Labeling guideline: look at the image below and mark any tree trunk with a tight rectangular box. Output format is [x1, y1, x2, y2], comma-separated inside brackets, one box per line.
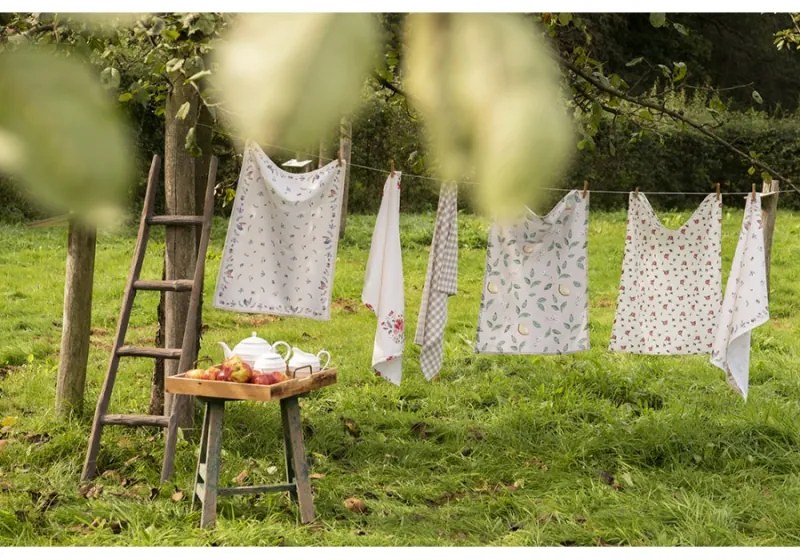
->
[56, 219, 97, 417]
[163, 73, 198, 429]
[338, 117, 352, 239]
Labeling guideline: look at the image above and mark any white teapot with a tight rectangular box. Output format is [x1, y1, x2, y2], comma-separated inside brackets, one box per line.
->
[288, 347, 331, 378]
[218, 332, 291, 368]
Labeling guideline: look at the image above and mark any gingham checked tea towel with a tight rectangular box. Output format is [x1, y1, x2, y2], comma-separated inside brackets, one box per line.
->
[414, 182, 458, 380]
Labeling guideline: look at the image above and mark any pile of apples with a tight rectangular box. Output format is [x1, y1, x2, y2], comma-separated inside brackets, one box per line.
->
[184, 355, 289, 386]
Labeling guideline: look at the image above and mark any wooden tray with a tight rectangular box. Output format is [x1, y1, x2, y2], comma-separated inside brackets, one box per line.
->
[165, 369, 337, 402]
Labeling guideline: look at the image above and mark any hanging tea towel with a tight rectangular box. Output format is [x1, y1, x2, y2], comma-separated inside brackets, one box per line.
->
[476, 190, 590, 354]
[609, 192, 722, 354]
[711, 194, 769, 399]
[214, 143, 345, 320]
[363, 172, 404, 385]
[415, 182, 458, 380]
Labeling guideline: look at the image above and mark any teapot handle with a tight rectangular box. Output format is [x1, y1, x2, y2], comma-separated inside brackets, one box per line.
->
[273, 340, 291, 361]
[316, 350, 331, 370]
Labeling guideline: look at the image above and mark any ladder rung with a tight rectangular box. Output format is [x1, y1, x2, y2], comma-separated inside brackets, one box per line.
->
[147, 215, 204, 226]
[102, 414, 170, 427]
[117, 346, 182, 359]
[133, 279, 194, 292]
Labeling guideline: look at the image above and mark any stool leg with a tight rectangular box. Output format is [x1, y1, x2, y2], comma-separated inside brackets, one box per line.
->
[281, 396, 314, 523]
[192, 400, 212, 510]
[280, 398, 298, 503]
[200, 399, 224, 529]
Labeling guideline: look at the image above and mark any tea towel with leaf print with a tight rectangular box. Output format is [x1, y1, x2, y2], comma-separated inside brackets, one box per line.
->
[711, 194, 769, 400]
[476, 190, 589, 355]
[214, 142, 345, 320]
[609, 192, 722, 355]
[363, 172, 404, 385]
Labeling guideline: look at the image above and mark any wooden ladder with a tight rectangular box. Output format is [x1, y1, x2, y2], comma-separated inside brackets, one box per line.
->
[81, 154, 218, 482]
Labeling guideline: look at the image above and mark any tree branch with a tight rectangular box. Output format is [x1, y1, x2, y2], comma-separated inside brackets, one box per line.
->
[560, 57, 799, 194]
[371, 71, 407, 97]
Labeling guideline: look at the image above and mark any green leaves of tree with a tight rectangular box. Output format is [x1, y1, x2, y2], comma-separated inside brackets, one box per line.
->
[649, 13, 666, 28]
[0, 48, 133, 221]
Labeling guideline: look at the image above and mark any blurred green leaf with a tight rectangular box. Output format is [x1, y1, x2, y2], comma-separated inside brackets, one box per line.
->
[672, 61, 687, 82]
[649, 13, 666, 28]
[752, 89, 763, 104]
[558, 13, 573, 26]
[0, 48, 133, 219]
[672, 22, 688, 35]
[626, 56, 644, 67]
[176, 101, 191, 120]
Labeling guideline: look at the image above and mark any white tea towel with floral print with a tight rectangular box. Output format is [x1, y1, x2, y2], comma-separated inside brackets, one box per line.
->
[415, 182, 458, 380]
[609, 192, 722, 354]
[476, 190, 590, 354]
[214, 142, 345, 320]
[711, 194, 769, 400]
[363, 172, 405, 385]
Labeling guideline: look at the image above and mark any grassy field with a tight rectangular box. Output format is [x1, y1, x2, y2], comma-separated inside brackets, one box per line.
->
[1, 207, 799, 546]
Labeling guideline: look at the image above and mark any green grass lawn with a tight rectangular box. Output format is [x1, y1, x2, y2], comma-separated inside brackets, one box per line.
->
[1, 207, 799, 546]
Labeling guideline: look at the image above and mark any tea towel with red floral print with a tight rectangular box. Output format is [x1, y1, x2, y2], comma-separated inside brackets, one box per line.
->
[363, 172, 404, 385]
[214, 142, 345, 320]
[609, 192, 722, 355]
[711, 194, 769, 400]
[415, 182, 458, 379]
[476, 190, 590, 354]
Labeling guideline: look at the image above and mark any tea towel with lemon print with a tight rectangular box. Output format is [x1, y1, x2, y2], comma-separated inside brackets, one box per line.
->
[214, 142, 345, 320]
[711, 194, 769, 400]
[476, 190, 589, 354]
[609, 192, 722, 355]
[363, 172, 405, 385]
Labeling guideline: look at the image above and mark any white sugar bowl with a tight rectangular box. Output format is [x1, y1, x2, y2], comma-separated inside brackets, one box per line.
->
[288, 347, 331, 378]
[253, 350, 288, 375]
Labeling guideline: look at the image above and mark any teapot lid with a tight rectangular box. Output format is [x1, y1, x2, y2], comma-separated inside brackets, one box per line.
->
[233, 332, 272, 354]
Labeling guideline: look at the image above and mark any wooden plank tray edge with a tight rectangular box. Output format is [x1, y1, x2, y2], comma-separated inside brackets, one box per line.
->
[166, 368, 337, 402]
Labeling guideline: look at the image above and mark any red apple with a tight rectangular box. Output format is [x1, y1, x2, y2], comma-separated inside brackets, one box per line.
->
[215, 367, 233, 382]
[252, 371, 288, 385]
[205, 365, 222, 380]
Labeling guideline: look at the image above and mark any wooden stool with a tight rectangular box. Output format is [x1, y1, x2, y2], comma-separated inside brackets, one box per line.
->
[166, 369, 337, 528]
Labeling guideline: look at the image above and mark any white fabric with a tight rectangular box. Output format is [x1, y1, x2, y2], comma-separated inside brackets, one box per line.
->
[214, 142, 345, 320]
[363, 173, 404, 385]
[610, 193, 722, 355]
[711, 195, 769, 400]
[476, 190, 590, 354]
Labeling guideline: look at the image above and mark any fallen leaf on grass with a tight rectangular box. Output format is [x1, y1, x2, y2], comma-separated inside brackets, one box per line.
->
[525, 456, 549, 471]
[411, 421, 432, 439]
[0, 440, 9, 451]
[171, 490, 184, 502]
[310, 473, 325, 480]
[342, 418, 361, 438]
[22, 432, 50, 444]
[505, 479, 525, 492]
[266, 466, 278, 475]
[234, 470, 249, 485]
[597, 470, 623, 491]
[80, 483, 103, 499]
[343, 496, 368, 514]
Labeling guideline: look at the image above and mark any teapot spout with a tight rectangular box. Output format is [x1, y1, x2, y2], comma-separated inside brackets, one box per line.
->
[218, 341, 233, 359]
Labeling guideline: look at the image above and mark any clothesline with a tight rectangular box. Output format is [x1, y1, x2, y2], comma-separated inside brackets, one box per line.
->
[198, 123, 792, 198]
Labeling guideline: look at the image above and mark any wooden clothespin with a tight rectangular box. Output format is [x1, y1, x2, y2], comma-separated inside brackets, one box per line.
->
[582, 180, 589, 199]
[714, 182, 721, 201]
[634, 186, 640, 195]
[751, 182, 756, 201]
[389, 159, 396, 177]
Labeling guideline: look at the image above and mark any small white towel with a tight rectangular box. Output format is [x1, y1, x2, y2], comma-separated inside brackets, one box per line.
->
[363, 172, 404, 385]
[711, 194, 770, 400]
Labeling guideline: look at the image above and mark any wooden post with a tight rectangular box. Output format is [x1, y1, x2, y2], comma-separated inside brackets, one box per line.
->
[55, 218, 97, 417]
[338, 117, 352, 240]
[761, 179, 779, 293]
[163, 71, 198, 429]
